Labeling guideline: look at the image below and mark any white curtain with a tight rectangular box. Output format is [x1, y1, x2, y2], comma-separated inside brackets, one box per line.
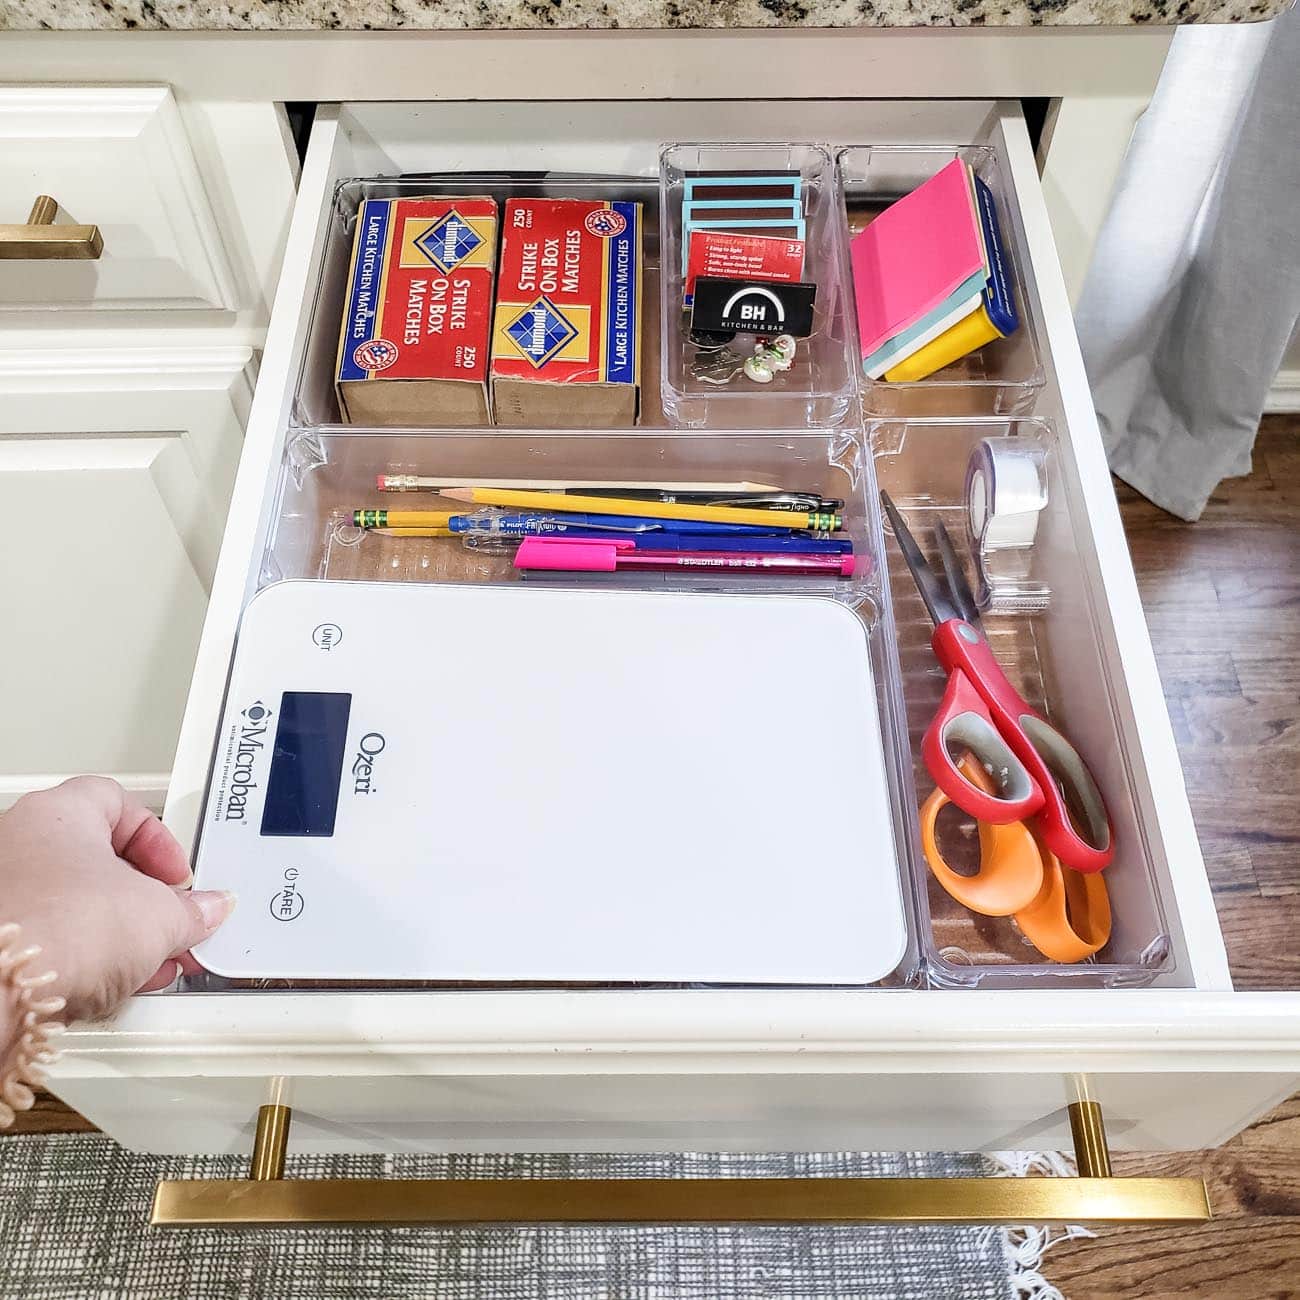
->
[1075, 7, 1300, 521]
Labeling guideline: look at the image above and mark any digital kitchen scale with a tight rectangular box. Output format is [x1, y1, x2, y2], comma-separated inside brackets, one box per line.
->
[192, 580, 908, 984]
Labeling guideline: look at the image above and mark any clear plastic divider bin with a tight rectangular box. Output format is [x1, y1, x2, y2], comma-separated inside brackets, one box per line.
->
[841, 146, 1045, 420]
[870, 416, 1172, 988]
[267, 427, 879, 604]
[293, 175, 668, 431]
[187, 425, 925, 993]
[659, 143, 858, 430]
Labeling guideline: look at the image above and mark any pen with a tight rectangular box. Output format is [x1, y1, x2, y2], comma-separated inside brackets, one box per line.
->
[440, 488, 842, 533]
[376, 475, 781, 494]
[353, 508, 783, 537]
[532, 531, 854, 554]
[558, 489, 845, 511]
[470, 531, 854, 555]
[368, 528, 852, 554]
[514, 537, 856, 577]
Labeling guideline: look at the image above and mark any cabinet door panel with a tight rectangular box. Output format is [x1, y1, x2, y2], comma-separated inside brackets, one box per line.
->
[0, 348, 254, 808]
[0, 86, 237, 313]
[0, 436, 207, 805]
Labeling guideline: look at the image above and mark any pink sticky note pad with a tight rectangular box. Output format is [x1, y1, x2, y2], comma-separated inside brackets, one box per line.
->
[850, 159, 984, 359]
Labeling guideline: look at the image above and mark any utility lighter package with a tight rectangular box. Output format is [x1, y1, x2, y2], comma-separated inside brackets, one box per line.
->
[491, 198, 642, 427]
[336, 196, 498, 426]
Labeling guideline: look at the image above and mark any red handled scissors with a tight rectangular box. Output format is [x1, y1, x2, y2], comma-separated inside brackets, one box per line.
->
[881, 491, 1113, 874]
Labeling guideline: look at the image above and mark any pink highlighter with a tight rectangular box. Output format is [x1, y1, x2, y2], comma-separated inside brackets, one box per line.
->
[514, 536, 856, 578]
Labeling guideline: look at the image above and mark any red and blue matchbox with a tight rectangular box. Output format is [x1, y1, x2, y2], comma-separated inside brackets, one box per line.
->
[490, 198, 642, 427]
[336, 196, 497, 426]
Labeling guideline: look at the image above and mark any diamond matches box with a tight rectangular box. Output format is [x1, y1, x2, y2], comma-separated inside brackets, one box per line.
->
[490, 198, 642, 427]
[336, 196, 497, 426]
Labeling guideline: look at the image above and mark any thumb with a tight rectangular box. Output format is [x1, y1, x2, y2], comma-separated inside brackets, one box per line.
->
[167, 889, 237, 957]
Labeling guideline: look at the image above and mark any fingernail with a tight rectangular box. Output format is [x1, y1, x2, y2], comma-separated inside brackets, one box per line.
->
[193, 890, 237, 934]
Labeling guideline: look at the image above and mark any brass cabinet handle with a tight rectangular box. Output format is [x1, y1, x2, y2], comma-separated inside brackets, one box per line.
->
[151, 1100, 1210, 1228]
[0, 195, 103, 260]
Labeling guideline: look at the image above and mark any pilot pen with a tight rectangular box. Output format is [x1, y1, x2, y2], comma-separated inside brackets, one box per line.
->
[471, 530, 853, 554]
[372, 528, 853, 555]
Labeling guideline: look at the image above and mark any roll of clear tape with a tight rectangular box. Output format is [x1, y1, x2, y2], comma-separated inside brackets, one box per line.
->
[964, 437, 1048, 552]
[964, 436, 1050, 614]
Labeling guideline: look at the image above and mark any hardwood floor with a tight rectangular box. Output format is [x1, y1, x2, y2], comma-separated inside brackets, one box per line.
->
[4, 415, 1298, 1298]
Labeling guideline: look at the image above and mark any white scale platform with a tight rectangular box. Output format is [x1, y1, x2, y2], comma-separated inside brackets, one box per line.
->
[193, 580, 907, 984]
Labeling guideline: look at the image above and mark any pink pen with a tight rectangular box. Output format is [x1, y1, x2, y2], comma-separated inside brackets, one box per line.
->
[515, 536, 856, 577]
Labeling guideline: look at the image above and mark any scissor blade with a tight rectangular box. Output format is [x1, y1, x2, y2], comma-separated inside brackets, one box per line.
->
[880, 491, 963, 628]
[933, 518, 981, 625]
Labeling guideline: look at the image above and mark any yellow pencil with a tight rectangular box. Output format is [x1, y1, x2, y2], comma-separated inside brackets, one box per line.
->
[373, 527, 454, 537]
[439, 488, 842, 533]
[353, 510, 454, 529]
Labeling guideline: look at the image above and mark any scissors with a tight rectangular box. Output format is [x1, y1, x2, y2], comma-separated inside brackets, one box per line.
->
[920, 751, 1111, 962]
[881, 491, 1114, 874]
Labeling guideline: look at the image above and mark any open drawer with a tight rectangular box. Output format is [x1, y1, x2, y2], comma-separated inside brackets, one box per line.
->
[50, 100, 1300, 1167]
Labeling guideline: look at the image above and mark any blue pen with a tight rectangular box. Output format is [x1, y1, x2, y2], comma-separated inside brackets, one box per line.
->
[462, 530, 851, 558]
[445, 508, 784, 538]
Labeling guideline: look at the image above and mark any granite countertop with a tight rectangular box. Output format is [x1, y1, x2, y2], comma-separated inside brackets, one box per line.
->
[0, 0, 1286, 31]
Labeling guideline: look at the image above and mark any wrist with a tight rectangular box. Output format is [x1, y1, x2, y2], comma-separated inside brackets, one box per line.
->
[0, 921, 66, 1128]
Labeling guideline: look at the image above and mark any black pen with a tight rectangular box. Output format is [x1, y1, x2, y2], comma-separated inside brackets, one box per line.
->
[561, 489, 845, 512]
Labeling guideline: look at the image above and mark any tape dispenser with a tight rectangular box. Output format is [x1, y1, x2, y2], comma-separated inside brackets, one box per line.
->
[963, 435, 1051, 614]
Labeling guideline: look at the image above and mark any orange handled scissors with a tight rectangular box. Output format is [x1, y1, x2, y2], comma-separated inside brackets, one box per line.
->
[881, 492, 1114, 874]
[921, 752, 1111, 963]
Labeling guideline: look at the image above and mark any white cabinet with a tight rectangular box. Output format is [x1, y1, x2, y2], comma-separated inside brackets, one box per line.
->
[0, 87, 237, 314]
[0, 347, 255, 808]
[0, 80, 297, 802]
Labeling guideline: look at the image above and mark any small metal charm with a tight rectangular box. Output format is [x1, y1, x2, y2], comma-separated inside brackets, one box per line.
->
[690, 347, 746, 386]
[688, 333, 800, 387]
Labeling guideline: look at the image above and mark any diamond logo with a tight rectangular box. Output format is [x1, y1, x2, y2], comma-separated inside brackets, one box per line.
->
[411, 211, 484, 273]
[502, 296, 579, 368]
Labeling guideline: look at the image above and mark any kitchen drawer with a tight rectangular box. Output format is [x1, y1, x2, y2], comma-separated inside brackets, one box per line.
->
[0, 345, 255, 810]
[0, 86, 237, 314]
[50, 99, 1300, 1160]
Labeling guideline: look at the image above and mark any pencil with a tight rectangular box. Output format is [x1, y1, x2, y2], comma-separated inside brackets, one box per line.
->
[439, 488, 842, 533]
[354, 510, 454, 529]
[372, 527, 455, 537]
[376, 475, 781, 493]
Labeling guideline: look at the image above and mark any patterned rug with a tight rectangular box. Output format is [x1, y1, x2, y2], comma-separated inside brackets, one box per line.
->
[0, 1135, 1079, 1300]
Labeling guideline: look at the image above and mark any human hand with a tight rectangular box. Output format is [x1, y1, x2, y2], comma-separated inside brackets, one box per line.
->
[0, 777, 235, 1022]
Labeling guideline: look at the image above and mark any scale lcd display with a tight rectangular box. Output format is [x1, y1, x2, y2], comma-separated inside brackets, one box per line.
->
[260, 691, 353, 838]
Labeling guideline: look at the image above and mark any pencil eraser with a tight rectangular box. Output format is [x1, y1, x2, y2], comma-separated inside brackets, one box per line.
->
[376, 474, 386, 490]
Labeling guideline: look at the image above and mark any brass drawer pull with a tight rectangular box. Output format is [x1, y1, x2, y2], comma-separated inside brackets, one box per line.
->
[0, 195, 103, 260]
[151, 1100, 1210, 1228]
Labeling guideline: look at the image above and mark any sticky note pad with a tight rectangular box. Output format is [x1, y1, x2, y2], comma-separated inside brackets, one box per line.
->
[850, 159, 986, 360]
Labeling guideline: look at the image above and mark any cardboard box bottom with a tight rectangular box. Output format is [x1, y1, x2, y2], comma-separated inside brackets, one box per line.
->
[340, 377, 489, 427]
[492, 378, 638, 429]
